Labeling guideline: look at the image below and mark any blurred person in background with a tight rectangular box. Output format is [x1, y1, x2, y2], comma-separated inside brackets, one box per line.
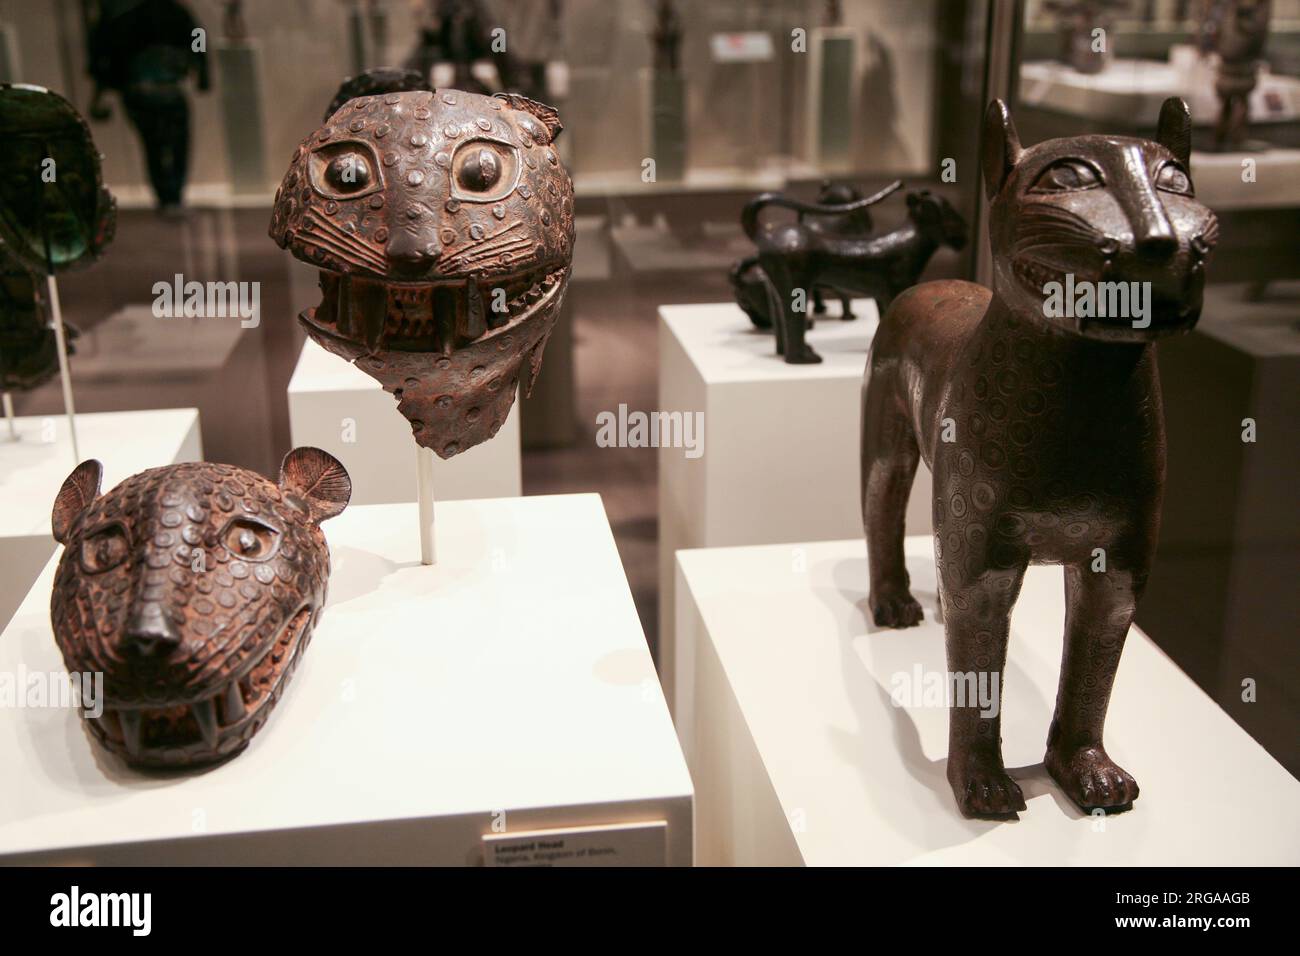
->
[87, 0, 209, 216]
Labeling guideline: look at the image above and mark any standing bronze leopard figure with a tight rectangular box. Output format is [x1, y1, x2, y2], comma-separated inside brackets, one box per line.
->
[861, 98, 1217, 817]
[739, 184, 967, 363]
[732, 181, 879, 329]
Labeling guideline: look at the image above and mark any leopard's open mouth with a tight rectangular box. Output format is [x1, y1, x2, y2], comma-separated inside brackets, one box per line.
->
[1012, 254, 1077, 295]
[307, 265, 567, 356]
[87, 606, 315, 768]
[1012, 254, 1198, 337]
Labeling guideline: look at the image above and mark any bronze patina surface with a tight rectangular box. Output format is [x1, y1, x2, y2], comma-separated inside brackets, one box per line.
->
[270, 88, 575, 458]
[861, 98, 1217, 817]
[737, 183, 966, 361]
[49, 448, 351, 769]
[0, 84, 116, 276]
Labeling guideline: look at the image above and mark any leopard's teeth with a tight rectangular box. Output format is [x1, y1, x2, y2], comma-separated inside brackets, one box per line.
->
[224, 680, 247, 723]
[118, 710, 143, 755]
[192, 698, 219, 747]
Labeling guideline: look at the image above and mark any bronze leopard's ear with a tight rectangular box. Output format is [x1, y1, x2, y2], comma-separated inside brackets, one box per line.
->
[52, 459, 103, 544]
[279, 447, 351, 523]
[495, 92, 563, 143]
[981, 99, 1022, 201]
[1156, 96, 1192, 168]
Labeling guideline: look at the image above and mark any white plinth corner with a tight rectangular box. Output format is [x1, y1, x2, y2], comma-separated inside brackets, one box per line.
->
[657, 299, 932, 719]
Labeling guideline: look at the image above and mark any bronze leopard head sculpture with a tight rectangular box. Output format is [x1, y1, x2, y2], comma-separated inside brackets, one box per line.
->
[269, 88, 575, 459]
[49, 448, 351, 769]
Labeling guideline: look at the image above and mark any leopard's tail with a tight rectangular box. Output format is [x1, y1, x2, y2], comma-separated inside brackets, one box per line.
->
[740, 180, 903, 241]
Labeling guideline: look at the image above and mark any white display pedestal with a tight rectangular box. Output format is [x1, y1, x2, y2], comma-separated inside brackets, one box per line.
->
[0, 495, 692, 866]
[675, 535, 1300, 866]
[0, 408, 202, 631]
[658, 300, 932, 715]
[1186, 149, 1300, 210]
[287, 339, 522, 505]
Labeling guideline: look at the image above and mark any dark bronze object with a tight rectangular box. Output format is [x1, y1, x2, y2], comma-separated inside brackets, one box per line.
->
[0, 249, 78, 392]
[652, 0, 683, 74]
[1203, 0, 1272, 150]
[223, 0, 248, 40]
[0, 84, 116, 276]
[1044, 1, 1128, 74]
[49, 448, 351, 769]
[270, 89, 575, 459]
[405, 0, 503, 96]
[734, 181, 876, 328]
[324, 68, 433, 122]
[861, 99, 1217, 817]
[737, 183, 967, 362]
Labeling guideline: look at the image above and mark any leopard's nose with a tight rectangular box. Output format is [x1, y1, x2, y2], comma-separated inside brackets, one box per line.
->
[123, 602, 181, 657]
[386, 206, 441, 278]
[387, 232, 440, 277]
[1135, 230, 1178, 262]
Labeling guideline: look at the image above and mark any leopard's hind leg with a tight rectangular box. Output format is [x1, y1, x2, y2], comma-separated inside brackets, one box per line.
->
[758, 250, 821, 364]
[861, 350, 922, 626]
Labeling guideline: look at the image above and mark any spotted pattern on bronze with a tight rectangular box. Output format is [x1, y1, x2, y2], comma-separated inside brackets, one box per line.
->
[48, 449, 351, 769]
[269, 89, 575, 459]
[861, 98, 1218, 818]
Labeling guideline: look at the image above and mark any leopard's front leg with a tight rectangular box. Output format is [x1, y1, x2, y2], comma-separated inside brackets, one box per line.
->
[937, 534, 1028, 817]
[1044, 563, 1143, 813]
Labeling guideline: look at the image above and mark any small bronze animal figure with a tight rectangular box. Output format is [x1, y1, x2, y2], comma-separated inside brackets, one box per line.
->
[739, 184, 966, 362]
[49, 448, 351, 769]
[732, 181, 878, 329]
[808, 182, 877, 321]
[861, 98, 1217, 817]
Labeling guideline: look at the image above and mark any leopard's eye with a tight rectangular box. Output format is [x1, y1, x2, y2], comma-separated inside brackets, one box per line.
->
[221, 518, 280, 562]
[309, 141, 382, 200]
[80, 524, 129, 574]
[324, 153, 373, 193]
[457, 148, 501, 192]
[449, 139, 519, 202]
[1155, 162, 1192, 196]
[1030, 159, 1102, 193]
